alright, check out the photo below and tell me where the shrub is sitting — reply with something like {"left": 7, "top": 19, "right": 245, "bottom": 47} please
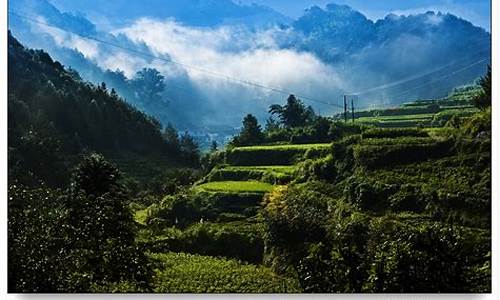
{"left": 148, "top": 222, "right": 265, "bottom": 263}
{"left": 353, "top": 139, "right": 453, "bottom": 169}
{"left": 263, "top": 183, "right": 333, "bottom": 248}
{"left": 225, "top": 144, "right": 331, "bottom": 166}
{"left": 295, "top": 155, "right": 337, "bottom": 182}
{"left": 8, "top": 185, "right": 67, "bottom": 292}
{"left": 146, "top": 189, "right": 264, "bottom": 228}
{"left": 363, "top": 217, "right": 490, "bottom": 293}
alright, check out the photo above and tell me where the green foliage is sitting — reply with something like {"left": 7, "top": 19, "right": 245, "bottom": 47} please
{"left": 263, "top": 183, "right": 334, "bottom": 248}
{"left": 361, "top": 128, "right": 429, "bottom": 139}
{"left": 363, "top": 217, "right": 490, "bottom": 293}
{"left": 269, "top": 94, "right": 315, "bottom": 128}
{"left": 231, "top": 114, "right": 264, "bottom": 147}
{"left": 295, "top": 155, "right": 337, "bottom": 182}
{"left": 64, "top": 154, "right": 151, "bottom": 291}
{"left": 353, "top": 138, "right": 453, "bottom": 169}
{"left": 145, "top": 189, "right": 263, "bottom": 228}
{"left": 207, "top": 165, "right": 295, "bottom": 184}
{"left": 141, "top": 221, "right": 265, "bottom": 263}
{"left": 149, "top": 252, "right": 301, "bottom": 293}
{"left": 473, "top": 66, "right": 491, "bottom": 110}
{"left": 8, "top": 185, "right": 67, "bottom": 292}
{"left": 226, "top": 143, "right": 331, "bottom": 166}
{"left": 8, "top": 154, "right": 152, "bottom": 292}
{"left": 8, "top": 33, "right": 199, "bottom": 187}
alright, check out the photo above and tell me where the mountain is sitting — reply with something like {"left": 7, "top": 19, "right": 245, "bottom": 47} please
{"left": 291, "top": 4, "right": 376, "bottom": 61}
{"left": 8, "top": 0, "right": 491, "bottom": 134}
{"left": 8, "top": 32, "right": 199, "bottom": 186}
{"left": 45, "top": 0, "right": 291, "bottom": 28}
{"left": 288, "top": 4, "right": 490, "bottom": 102}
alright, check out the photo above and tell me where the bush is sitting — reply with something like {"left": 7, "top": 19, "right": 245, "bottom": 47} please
{"left": 295, "top": 155, "right": 337, "bottom": 182}
{"left": 263, "top": 183, "right": 334, "bottom": 248}
{"left": 146, "top": 189, "right": 263, "bottom": 228}
{"left": 363, "top": 217, "right": 490, "bottom": 293}
{"left": 353, "top": 139, "right": 453, "bottom": 169}
{"left": 147, "top": 222, "right": 265, "bottom": 263}
{"left": 225, "top": 144, "right": 331, "bottom": 166}
{"left": 8, "top": 185, "right": 67, "bottom": 292}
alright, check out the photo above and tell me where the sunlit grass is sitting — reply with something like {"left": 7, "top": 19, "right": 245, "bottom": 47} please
{"left": 197, "top": 181, "right": 274, "bottom": 193}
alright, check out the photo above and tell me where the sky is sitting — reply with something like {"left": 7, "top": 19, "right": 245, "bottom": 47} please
{"left": 240, "top": 0, "right": 491, "bottom": 30}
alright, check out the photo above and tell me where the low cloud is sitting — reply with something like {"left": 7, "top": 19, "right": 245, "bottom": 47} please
{"left": 113, "top": 19, "right": 344, "bottom": 114}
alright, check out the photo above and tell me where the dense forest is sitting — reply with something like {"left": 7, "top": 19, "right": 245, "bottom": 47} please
{"left": 8, "top": 31, "right": 200, "bottom": 187}
{"left": 8, "top": 32, "right": 491, "bottom": 293}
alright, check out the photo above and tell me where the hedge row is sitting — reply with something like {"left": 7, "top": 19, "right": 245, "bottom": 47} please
{"left": 143, "top": 221, "right": 265, "bottom": 263}
{"left": 361, "top": 128, "right": 429, "bottom": 139}
{"left": 225, "top": 145, "right": 331, "bottom": 166}
{"left": 353, "top": 139, "right": 454, "bottom": 169}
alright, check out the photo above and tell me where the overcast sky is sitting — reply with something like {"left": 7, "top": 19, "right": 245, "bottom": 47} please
{"left": 240, "top": 0, "right": 491, "bottom": 30}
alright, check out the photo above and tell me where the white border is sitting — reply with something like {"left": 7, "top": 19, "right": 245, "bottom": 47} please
{"left": 1, "top": 0, "right": 498, "bottom": 299}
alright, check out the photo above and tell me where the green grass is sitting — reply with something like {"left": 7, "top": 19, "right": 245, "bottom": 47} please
{"left": 226, "top": 143, "right": 331, "bottom": 166}
{"left": 356, "top": 107, "right": 479, "bottom": 128}
{"left": 207, "top": 165, "right": 296, "bottom": 184}
{"left": 197, "top": 181, "right": 274, "bottom": 193}
{"left": 149, "top": 252, "right": 301, "bottom": 293}
{"left": 357, "top": 113, "right": 435, "bottom": 123}
{"left": 223, "top": 165, "right": 296, "bottom": 174}
{"left": 234, "top": 143, "right": 331, "bottom": 151}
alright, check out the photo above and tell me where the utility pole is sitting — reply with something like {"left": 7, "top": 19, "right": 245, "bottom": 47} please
{"left": 351, "top": 97, "right": 355, "bottom": 122}
{"left": 343, "top": 95, "right": 347, "bottom": 122}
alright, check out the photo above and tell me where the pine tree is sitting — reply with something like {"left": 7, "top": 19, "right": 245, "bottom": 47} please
{"left": 235, "top": 114, "right": 264, "bottom": 146}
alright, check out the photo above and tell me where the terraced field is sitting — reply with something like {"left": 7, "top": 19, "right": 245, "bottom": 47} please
{"left": 150, "top": 252, "right": 301, "bottom": 293}
{"left": 356, "top": 107, "right": 478, "bottom": 128}
{"left": 136, "top": 93, "right": 483, "bottom": 292}
{"left": 197, "top": 181, "right": 274, "bottom": 193}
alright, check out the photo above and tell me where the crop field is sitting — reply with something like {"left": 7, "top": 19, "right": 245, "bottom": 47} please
{"left": 356, "top": 107, "right": 478, "bottom": 128}
{"left": 149, "top": 252, "right": 301, "bottom": 293}
{"left": 196, "top": 181, "right": 274, "bottom": 193}
{"left": 233, "top": 143, "right": 331, "bottom": 151}
{"left": 223, "top": 165, "right": 296, "bottom": 174}
{"left": 226, "top": 143, "right": 331, "bottom": 166}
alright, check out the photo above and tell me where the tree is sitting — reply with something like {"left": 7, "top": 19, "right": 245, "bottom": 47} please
{"left": 210, "top": 140, "right": 218, "bottom": 152}
{"left": 265, "top": 116, "right": 281, "bottom": 132}
{"left": 234, "top": 114, "right": 264, "bottom": 146}
{"left": 163, "top": 122, "right": 181, "bottom": 154}
{"left": 8, "top": 185, "right": 67, "bottom": 292}
{"left": 65, "top": 154, "right": 150, "bottom": 291}
{"left": 269, "top": 95, "right": 316, "bottom": 128}
{"left": 131, "top": 68, "right": 166, "bottom": 106}
{"left": 473, "top": 66, "right": 491, "bottom": 110}
{"left": 179, "top": 132, "right": 200, "bottom": 166}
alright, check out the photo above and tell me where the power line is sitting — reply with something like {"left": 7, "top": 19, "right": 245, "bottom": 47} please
{"left": 9, "top": 10, "right": 490, "bottom": 112}
{"left": 9, "top": 10, "right": 343, "bottom": 108}
{"left": 383, "top": 57, "right": 489, "bottom": 101}
{"left": 347, "top": 56, "right": 489, "bottom": 97}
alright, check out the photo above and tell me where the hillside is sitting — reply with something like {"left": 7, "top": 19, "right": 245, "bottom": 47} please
{"left": 8, "top": 32, "right": 199, "bottom": 186}
{"left": 129, "top": 86, "right": 491, "bottom": 293}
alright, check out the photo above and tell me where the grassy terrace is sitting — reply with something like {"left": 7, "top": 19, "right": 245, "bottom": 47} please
{"left": 222, "top": 165, "right": 296, "bottom": 174}
{"left": 233, "top": 143, "right": 331, "bottom": 151}
{"left": 356, "top": 107, "right": 479, "bottom": 128}
{"left": 150, "top": 252, "right": 301, "bottom": 293}
{"left": 196, "top": 181, "right": 274, "bottom": 193}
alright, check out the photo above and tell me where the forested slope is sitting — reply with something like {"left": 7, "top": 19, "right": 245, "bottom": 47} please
{"left": 8, "top": 32, "right": 198, "bottom": 186}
